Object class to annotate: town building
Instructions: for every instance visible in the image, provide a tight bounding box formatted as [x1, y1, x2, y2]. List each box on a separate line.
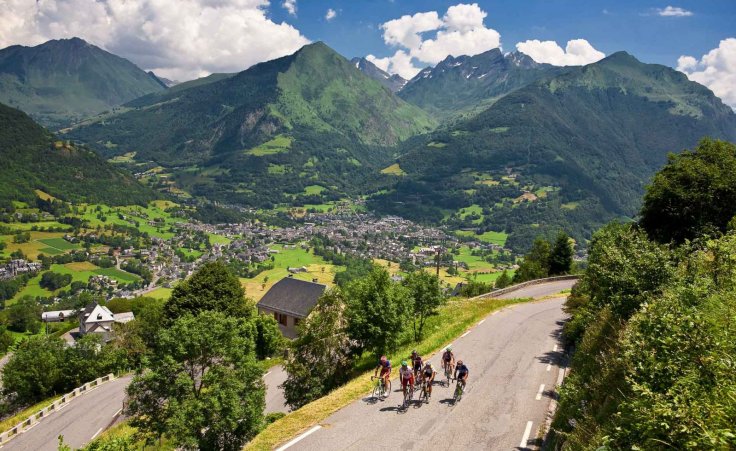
[78, 302, 135, 341]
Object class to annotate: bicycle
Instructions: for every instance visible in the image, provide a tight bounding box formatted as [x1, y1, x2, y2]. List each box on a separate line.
[453, 378, 465, 403]
[401, 380, 414, 408]
[371, 376, 391, 400]
[443, 362, 454, 387]
[418, 377, 430, 403]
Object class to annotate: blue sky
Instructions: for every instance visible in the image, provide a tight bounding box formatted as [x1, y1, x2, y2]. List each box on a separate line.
[270, 0, 735, 69]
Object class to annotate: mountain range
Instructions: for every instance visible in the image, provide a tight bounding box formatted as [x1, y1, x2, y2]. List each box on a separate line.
[0, 38, 165, 128]
[2, 38, 735, 251]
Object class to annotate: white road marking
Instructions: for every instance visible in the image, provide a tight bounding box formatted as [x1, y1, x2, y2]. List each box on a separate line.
[553, 344, 558, 352]
[460, 331, 470, 338]
[91, 427, 103, 440]
[536, 384, 545, 400]
[519, 421, 533, 448]
[113, 408, 122, 417]
[275, 425, 322, 451]
[546, 363, 552, 372]
[477, 319, 485, 326]
[264, 371, 272, 377]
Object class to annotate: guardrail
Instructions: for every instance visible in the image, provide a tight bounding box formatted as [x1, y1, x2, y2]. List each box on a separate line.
[0, 373, 117, 445]
[470, 275, 580, 300]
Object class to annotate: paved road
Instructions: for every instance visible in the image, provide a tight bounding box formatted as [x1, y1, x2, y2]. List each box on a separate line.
[265, 365, 289, 414]
[280, 281, 575, 451]
[3, 366, 289, 450]
[493, 279, 576, 300]
[4, 376, 132, 451]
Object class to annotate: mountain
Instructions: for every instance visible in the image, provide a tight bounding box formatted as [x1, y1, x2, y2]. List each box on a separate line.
[0, 103, 154, 206]
[67, 42, 435, 207]
[370, 51, 736, 251]
[351, 57, 407, 92]
[148, 71, 178, 87]
[398, 48, 565, 120]
[0, 38, 166, 128]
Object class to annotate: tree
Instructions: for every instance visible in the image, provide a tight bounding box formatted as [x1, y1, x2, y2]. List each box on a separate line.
[282, 289, 354, 409]
[403, 271, 445, 341]
[7, 297, 42, 333]
[640, 138, 736, 244]
[513, 237, 551, 283]
[549, 231, 574, 275]
[39, 271, 72, 290]
[253, 314, 283, 360]
[164, 262, 252, 321]
[345, 268, 410, 357]
[2, 337, 66, 403]
[126, 312, 265, 451]
[0, 326, 14, 354]
[494, 270, 512, 289]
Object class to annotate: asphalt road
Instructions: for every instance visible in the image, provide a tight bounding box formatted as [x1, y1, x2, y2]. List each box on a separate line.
[4, 375, 132, 451]
[265, 364, 289, 414]
[3, 365, 289, 451]
[279, 280, 575, 451]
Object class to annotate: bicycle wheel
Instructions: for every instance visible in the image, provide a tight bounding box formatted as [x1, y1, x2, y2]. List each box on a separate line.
[385, 379, 391, 397]
[373, 381, 381, 399]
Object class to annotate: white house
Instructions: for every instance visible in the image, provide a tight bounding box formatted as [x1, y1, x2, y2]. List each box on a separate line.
[79, 302, 135, 341]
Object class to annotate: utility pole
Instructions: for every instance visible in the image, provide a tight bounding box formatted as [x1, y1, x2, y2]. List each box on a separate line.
[435, 245, 441, 277]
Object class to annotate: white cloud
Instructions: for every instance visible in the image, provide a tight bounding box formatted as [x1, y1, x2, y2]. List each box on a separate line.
[656, 6, 693, 17]
[0, 0, 310, 81]
[367, 50, 420, 80]
[515, 39, 605, 66]
[282, 0, 296, 16]
[677, 38, 736, 109]
[325, 8, 336, 21]
[374, 3, 501, 78]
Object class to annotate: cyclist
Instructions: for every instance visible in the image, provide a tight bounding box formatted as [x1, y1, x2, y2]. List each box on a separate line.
[454, 359, 469, 389]
[410, 350, 423, 379]
[374, 355, 392, 389]
[442, 346, 455, 373]
[421, 362, 437, 398]
[399, 361, 415, 400]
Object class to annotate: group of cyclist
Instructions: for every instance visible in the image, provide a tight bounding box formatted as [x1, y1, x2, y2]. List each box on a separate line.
[373, 346, 469, 402]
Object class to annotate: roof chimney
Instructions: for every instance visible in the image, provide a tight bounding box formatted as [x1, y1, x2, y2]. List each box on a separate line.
[312, 278, 318, 283]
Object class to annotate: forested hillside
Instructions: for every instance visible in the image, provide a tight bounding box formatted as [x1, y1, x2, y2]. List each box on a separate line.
[0, 103, 154, 206]
[371, 52, 736, 251]
[0, 38, 165, 128]
[551, 139, 736, 449]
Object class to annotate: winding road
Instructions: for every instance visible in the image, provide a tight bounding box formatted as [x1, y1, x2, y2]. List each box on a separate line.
[276, 279, 576, 451]
[1, 279, 573, 450]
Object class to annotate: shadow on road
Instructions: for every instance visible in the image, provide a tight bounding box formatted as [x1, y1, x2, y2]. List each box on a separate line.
[516, 436, 543, 450]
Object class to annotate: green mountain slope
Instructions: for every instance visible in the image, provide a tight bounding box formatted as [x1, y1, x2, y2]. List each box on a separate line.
[0, 38, 165, 128]
[0, 103, 154, 206]
[398, 48, 565, 120]
[68, 42, 436, 207]
[370, 52, 736, 251]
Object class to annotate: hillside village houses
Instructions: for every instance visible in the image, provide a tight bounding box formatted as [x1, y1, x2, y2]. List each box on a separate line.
[0, 259, 42, 280]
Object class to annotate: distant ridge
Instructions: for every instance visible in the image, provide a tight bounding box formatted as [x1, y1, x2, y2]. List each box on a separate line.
[0, 37, 166, 128]
[350, 57, 407, 92]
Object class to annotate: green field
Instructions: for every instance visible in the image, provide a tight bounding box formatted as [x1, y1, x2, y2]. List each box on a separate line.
[380, 163, 406, 176]
[455, 230, 508, 246]
[207, 233, 232, 246]
[239, 244, 343, 301]
[245, 135, 293, 156]
[146, 287, 174, 300]
[77, 202, 182, 239]
[304, 185, 326, 195]
[38, 238, 79, 251]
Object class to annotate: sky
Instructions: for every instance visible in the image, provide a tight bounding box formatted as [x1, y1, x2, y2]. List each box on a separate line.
[1, 1, 734, 107]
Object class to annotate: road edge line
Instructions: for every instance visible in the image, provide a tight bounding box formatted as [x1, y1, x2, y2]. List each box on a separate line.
[274, 425, 322, 451]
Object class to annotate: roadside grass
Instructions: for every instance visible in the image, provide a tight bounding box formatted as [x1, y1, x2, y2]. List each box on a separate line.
[244, 295, 532, 450]
[0, 397, 60, 434]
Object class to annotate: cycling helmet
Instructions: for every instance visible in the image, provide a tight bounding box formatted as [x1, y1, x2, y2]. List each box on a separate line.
[411, 349, 417, 355]
[401, 360, 408, 367]
[457, 360, 464, 365]
[446, 346, 452, 352]
[424, 362, 432, 368]
[380, 355, 387, 363]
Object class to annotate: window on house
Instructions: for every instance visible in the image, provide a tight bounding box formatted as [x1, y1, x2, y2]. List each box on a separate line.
[294, 318, 301, 326]
[278, 313, 287, 326]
